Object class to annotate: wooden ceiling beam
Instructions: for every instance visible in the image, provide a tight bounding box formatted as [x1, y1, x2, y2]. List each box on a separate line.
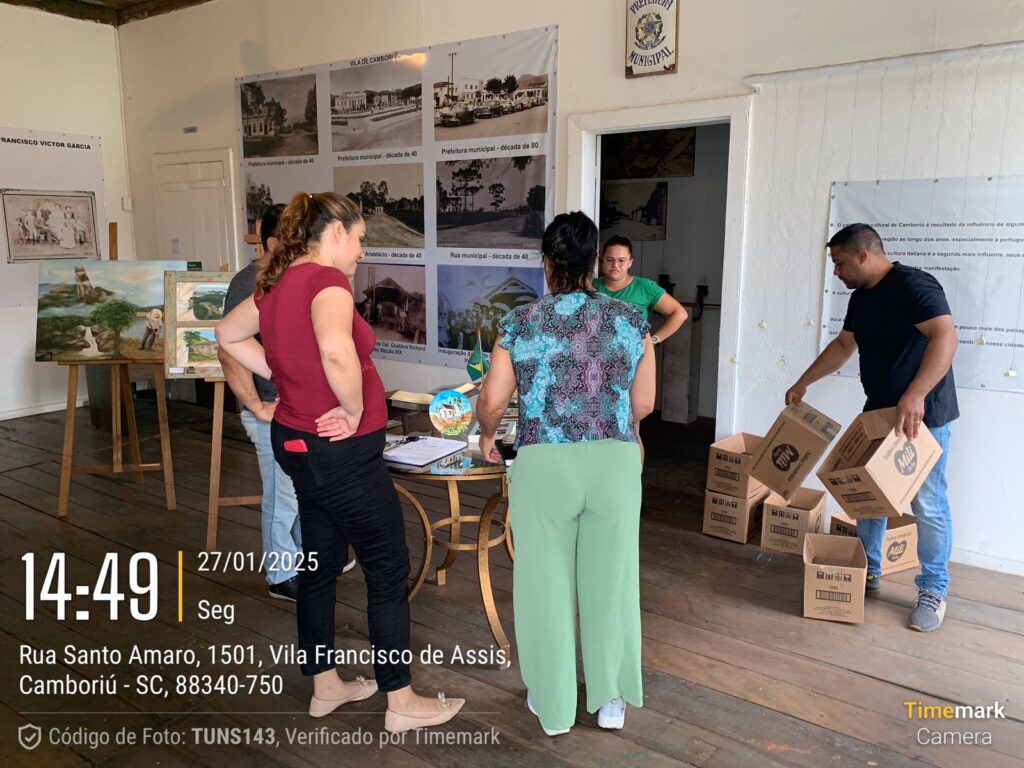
[2, 0, 119, 25]
[116, 0, 212, 25]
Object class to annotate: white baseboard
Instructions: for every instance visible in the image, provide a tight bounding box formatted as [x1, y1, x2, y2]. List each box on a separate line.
[952, 547, 1024, 576]
[0, 398, 87, 422]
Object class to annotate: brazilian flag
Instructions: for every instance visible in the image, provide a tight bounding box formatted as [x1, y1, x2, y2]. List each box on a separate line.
[466, 327, 488, 381]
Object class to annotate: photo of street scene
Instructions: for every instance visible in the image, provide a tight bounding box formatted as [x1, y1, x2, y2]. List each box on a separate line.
[330, 55, 424, 151]
[437, 265, 545, 351]
[599, 180, 668, 242]
[240, 74, 319, 158]
[436, 155, 545, 248]
[244, 163, 321, 234]
[431, 27, 554, 140]
[334, 164, 424, 248]
[353, 263, 426, 345]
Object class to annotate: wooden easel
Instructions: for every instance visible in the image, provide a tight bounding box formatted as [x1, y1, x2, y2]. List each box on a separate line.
[58, 360, 176, 517]
[205, 378, 261, 550]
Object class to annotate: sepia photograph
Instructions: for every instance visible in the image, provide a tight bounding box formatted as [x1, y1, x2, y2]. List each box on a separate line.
[330, 55, 425, 151]
[431, 27, 554, 141]
[240, 74, 319, 158]
[352, 263, 426, 345]
[437, 264, 544, 352]
[3, 190, 98, 262]
[599, 180, 668, 241]
[436, 155, 546, 248]
[334, 163, 424, 248]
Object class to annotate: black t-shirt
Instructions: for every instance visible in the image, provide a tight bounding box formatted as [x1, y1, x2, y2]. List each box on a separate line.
[224, 262, 277, 404]
[842, 262, 958, 428]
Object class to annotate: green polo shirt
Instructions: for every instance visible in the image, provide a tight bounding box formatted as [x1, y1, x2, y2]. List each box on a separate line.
[593, 276, 665, 320]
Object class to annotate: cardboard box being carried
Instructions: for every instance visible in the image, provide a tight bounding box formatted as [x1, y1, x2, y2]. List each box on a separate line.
[817, 407, 942, 519]
[761, 488, 826, 555]
[830, 512, 920, 575]
[706, 433, 768, 498]
[803, 533, 867, 624]
[747, 402, 841, 500]
[703, 488, 769, 543]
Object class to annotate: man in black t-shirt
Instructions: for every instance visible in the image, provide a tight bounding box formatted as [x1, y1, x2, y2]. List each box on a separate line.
[786, 224, 959, 632]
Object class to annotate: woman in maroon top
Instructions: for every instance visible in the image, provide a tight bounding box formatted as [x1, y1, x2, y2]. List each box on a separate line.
[217, 192, 464, 733]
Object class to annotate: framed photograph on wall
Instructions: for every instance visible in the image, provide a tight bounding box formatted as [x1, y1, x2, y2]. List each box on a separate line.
[164, 270, 234, 379]
[3, 189, 99, 263]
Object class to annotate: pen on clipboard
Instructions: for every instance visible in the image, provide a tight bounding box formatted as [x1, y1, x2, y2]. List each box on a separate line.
[384, 436, 421, 452]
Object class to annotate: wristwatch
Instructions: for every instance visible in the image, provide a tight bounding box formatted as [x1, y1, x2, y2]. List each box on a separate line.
[651, 334, 661, 345]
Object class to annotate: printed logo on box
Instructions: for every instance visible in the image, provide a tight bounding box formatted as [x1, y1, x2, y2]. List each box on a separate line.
[886, 539, 909, 562]
[771, 443, 800, 471]
[894, 442, 918, 476]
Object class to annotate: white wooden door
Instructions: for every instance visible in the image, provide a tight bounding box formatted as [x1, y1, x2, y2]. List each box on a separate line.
[153, 149, 239, 270]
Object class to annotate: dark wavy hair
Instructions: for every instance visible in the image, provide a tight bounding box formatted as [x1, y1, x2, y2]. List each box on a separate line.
[258, 203, 284, 252]
[257, 192, 362, 291]
[542, 211, 598, 295]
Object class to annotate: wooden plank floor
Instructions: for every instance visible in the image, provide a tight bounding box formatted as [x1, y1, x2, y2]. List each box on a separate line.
[0, 400, 1022, 767]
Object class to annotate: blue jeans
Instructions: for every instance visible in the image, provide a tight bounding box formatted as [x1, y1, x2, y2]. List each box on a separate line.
[856, 423, 953, 597]
[240, 408, 303, 585]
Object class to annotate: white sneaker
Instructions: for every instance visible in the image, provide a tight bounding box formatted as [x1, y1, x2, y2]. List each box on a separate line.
[525, 691, 570, 736]
[598, 697, 625, 729]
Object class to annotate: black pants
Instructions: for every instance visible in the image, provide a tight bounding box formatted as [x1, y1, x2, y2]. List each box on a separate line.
[271, 423, 412, 691]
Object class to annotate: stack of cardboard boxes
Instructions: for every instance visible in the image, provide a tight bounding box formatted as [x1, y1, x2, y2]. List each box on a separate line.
[701, 404, 941, 625]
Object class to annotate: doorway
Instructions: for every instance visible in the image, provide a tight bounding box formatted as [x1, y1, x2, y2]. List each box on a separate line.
[567, 96, 752, 523]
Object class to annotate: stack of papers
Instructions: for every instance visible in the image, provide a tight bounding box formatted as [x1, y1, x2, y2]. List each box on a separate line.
[383, 436, 467, 466]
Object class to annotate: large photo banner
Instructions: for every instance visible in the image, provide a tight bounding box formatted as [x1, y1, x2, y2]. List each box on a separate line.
[822, 177, 1024, 394]
[237, 27, 557, 369]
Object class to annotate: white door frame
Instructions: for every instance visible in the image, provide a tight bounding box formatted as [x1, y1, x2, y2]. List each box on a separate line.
[565, 95, 752, 436]
[152, 147, 241, 269]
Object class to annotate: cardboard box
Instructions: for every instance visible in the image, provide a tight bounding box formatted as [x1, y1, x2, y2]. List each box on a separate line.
[817, 408, 942, 519]
[747, 402, 842, 500]
[706, 433, 769, 498]
[761, 488, 826, 555]
[829, 512, 920, 575]
[803, 533, 867, 624]
[703, 488, 769, 543]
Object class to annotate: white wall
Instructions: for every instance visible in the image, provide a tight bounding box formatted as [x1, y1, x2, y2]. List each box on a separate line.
[0, 5, 136, 419]
[740, 52, 1024, 574]
[113, 0, 1024, 572]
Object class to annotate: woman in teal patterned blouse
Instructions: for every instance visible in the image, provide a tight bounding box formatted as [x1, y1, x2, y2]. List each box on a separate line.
[476, 211, 656, 736]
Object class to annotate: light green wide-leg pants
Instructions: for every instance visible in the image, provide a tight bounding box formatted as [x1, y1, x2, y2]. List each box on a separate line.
[509, 438, 643, 732]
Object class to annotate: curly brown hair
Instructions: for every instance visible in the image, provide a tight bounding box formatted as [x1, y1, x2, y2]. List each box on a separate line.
[256, 192, 363, 291]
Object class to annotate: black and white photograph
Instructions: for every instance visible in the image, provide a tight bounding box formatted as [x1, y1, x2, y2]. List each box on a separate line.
[352, 263, 426, 345]
[2, 190, 98, 262]
[334, 163, 424, 248]
[431, 27, 553, 140]
[601, 126, 695, 178]
[244, 164, 321, 234]
[599, 180, 668, 241]
[437, 264, 544, 351]
[240, 74, 319, 158]
[330, 55, 425, 151]
[436, 155, 545, 248]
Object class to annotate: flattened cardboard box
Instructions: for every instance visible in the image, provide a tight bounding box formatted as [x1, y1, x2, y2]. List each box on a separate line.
[803, 532, 867, 624]
[747, 402, 841, 500]
[830, 512, 920, 575]
[703, 489, 769, 543]
[706, 432, 768, 498]
[761, 488, 825, 555]
[817, 407, 942, 519]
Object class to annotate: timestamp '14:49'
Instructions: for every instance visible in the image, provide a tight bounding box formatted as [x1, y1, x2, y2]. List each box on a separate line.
[23, 552, 158, 622]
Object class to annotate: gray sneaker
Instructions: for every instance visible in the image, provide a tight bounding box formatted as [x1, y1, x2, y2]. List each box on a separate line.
[908, 589, 946, 632]
[865, 573, 881, 595]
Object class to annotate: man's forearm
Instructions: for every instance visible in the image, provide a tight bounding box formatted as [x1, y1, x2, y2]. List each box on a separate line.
[219, 351, 263, 410]
[907, 332, 957, 397]
[797, 338, 854, 386]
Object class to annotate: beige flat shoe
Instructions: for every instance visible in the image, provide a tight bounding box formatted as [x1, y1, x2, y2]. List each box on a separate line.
[384, 692, 465, 733]
[309, 676, 378, 718]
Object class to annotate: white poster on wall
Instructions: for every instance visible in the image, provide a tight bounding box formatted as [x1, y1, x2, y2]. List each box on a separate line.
[236, 26, 557, 370]
[0, 127, 107, 309]
[822, 177, 1024, 393]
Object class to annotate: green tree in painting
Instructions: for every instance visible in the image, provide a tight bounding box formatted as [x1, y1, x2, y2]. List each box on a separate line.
[89, 300, 137, 356]
[182, 330, 205, 348]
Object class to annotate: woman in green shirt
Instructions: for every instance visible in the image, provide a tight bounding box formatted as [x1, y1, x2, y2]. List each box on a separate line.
[594, 235, 688, 344]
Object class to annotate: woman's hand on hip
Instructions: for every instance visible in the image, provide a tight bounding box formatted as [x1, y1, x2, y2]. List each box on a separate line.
[315, 406, 361, 442]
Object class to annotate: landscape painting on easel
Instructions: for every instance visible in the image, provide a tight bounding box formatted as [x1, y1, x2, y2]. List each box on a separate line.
[35, 260, 188, 362]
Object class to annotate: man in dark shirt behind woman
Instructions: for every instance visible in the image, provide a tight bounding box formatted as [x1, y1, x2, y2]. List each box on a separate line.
[217, 192, 463, 732]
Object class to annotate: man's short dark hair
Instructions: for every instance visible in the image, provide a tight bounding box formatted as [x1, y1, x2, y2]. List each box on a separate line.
[601, 234, 633, 256]
[827, 223, 884, 254]
[259, 204, 285, 251]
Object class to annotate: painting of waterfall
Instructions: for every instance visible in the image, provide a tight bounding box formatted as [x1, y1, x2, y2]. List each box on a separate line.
[35, 259, 188, 362]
